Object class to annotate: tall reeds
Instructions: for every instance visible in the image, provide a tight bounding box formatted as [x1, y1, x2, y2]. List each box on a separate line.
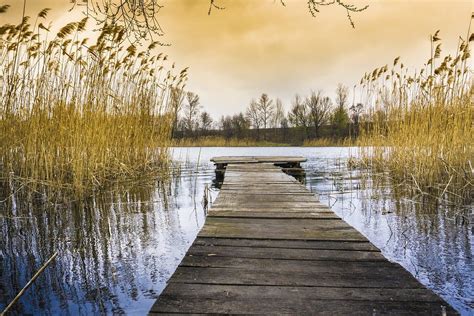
[357, 25, 473, 208]
[0, 6, 187, 196]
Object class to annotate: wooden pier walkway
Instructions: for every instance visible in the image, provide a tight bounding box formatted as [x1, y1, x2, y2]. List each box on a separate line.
[150, 158, 455, 315]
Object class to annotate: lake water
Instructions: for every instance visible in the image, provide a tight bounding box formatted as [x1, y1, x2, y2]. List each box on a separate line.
[0, 147, 472, 315]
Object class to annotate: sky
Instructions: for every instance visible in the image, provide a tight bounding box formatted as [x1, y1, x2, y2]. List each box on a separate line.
[3, 0, 473, 117]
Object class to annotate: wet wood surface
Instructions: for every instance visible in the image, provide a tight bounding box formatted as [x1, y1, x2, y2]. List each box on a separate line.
[150, 162, 456, 315]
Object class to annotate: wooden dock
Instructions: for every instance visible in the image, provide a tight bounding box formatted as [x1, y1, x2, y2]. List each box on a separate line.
[211, 155, 307, 186]
[150, 158, 455, 315]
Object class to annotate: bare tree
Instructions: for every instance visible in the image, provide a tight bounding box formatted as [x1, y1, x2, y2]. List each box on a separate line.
[288, 94, 309, 135]
[336, 83, 349, 109]
[257, 93, 274, 130]
[182, 92, 200, 136]
[72, 0, 369, 41]
[246, 99, 261, 139]
[272, 98, 286, 128]
[70, 0, 166, 41]
[306, 91, 332, 137]
[169, 87, 185, 137]
[200, 111, 213, 133]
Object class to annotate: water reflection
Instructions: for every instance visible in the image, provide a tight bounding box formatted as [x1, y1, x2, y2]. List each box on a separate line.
[0, 165, 215, 315]
[0, 147, 472, 315]
[304, 155, 473, 315]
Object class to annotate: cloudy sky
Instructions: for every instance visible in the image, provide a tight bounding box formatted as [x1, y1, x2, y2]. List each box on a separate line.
[4, 0, 473, 117]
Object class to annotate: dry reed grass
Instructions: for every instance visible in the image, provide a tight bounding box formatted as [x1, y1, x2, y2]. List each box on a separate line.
[303, 137, 354, 147]
[357, 25, 473, 208]
[172, 136, 289, 147]
[0, 6, 187, 196]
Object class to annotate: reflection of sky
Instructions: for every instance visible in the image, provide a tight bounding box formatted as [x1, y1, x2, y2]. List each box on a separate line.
[1, 147, 472, 315]
[0, 157, 214, 315]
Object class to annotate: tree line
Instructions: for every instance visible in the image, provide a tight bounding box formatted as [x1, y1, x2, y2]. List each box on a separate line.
[172, 84, 364, 144]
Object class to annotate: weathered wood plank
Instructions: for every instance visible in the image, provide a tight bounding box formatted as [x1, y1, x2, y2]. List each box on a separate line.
[211, 202, 324, 209]
[208, 207, 333, 213]
[211, 156, 307, 164]
[214, 194, 319, 203]
[150, 284, 454, 315]
[208, 211, 340, 219]
[169, 266, 423, 289]
[199, 217, 368, 241]
[193, 237, 380, 251]
[185, 244, 385, 261]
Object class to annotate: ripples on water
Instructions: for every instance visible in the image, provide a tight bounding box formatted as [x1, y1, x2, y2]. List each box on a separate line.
[0, 147, 472, 315]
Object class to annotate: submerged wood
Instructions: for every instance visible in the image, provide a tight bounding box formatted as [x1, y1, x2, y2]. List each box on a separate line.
[150, 159, 456, 315]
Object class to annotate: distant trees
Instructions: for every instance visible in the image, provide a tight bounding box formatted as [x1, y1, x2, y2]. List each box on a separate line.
[230, 113, 249, 138]
[218, 112, 250, 139]
[288, 94, 309, 136]
[288, 92, 332, 138]
[219, 115, 233, 138]
[173, 85, 358, 142]
[306, 91, 332, 137]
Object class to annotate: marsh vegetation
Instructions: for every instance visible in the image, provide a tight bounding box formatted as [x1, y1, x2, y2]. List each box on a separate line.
[0, 6, 187, 198]
[357, 29, 473, 210]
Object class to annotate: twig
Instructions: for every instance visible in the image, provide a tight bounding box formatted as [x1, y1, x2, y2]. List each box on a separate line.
[1, 252, 58, 315]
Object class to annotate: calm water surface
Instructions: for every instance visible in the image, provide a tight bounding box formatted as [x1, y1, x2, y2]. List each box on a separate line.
[0, 147, 472, 315]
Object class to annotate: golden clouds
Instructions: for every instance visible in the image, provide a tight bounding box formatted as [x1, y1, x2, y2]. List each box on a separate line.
[2, 0, 472, 115]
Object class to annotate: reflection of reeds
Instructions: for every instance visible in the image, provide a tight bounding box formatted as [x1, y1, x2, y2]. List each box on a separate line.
[357, 25, 473, 208]
[0, 6, 187, 197]
[0, 180, 167, 314]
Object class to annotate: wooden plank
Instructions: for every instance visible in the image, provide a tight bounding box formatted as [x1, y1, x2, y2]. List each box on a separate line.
[198, 226, 367, 241]
[208, 207, 332, 212]
[150, 284, 454, 315]
[207, 211, 340, 219]
[193, 237, 380, 251]
[169, 265, 423, 288]
[218, 190, 314, 195]
[211, 156, 307, 164]
[184, 245, 385, 261]
[214, 195, 319, 203]
[211, 202, 324, 209]
[199, 217, 366, 241]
